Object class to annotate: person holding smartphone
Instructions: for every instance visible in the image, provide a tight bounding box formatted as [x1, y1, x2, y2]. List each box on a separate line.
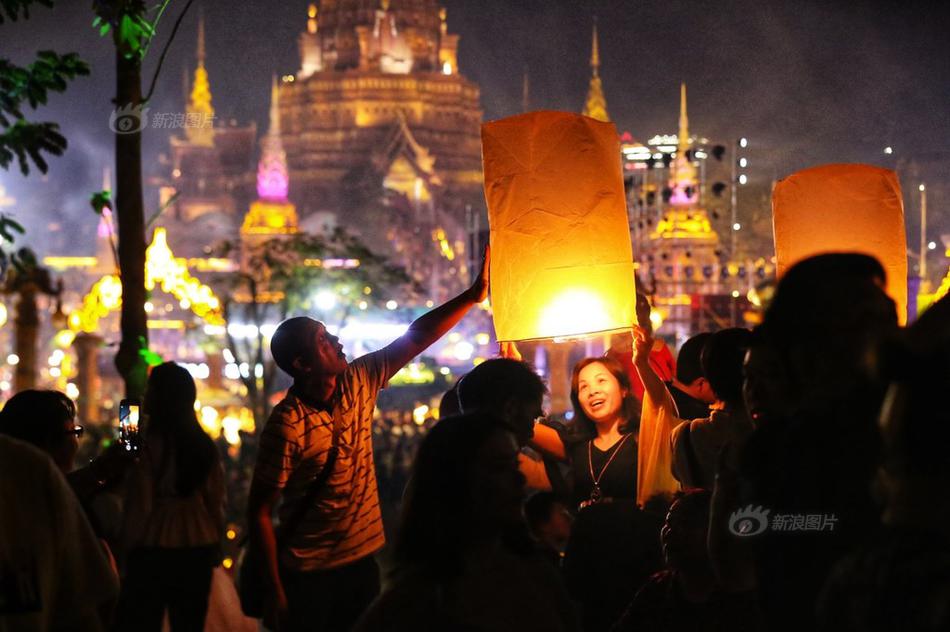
[116, 363, 226, 632]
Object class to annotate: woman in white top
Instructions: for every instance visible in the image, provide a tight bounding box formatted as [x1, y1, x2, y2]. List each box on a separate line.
[116, 362, 226, 632]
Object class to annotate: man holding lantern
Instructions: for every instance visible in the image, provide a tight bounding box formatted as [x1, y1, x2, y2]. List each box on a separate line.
[245, 250, 489, 632]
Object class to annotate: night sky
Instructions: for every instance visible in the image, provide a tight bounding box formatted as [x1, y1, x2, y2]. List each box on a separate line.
[2, 0, 948, 260]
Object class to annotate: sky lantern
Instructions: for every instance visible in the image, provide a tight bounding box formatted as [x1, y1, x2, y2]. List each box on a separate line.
[772, 164, 908, 324]
[482, 111, 637, 342]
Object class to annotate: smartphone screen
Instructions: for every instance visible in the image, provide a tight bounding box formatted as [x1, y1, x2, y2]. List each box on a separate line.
[119, 399, 140, 451]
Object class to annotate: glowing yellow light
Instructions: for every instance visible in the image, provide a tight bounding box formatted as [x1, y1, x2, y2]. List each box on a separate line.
[222, 557, 233, 569]
[0, 303, 6, 327]
[539, 290, 612, 342]
[747, 288, 761, 307]
[472, 357, 486, 367]
[390, 363, 436, 386]
[412, 404, 429, 425]
[56, 330, 76, 351]
[70, 229, 224, 333]
[226, 529, 237, 540]
[649, 310, 664, 330]
[199, 406, 220, 437]
[475, 333, 490, 346]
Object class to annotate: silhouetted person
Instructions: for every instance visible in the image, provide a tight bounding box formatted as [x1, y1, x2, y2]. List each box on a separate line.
[713, 253, 900, 632]
[525, 491, 574, 568]
[355, 414, 578, 631]
[0, 436, 119, 631]
[818, 293, 950, 631]
[115, 362, 226, 632]
[613, 489, 759, 632]
[670, 328, 754, 489]
[668, 332, 714, 421]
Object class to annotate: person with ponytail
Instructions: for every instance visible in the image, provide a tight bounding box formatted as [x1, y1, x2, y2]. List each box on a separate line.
[116, 362, 226, 632]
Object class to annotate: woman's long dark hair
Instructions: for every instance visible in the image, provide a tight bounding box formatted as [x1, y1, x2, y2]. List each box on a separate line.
[394, 413, 514, 581]
[144, 362, 218, 497]
[569, 356, 639, 439]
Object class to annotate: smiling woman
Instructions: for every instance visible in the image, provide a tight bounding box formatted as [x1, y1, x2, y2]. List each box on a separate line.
[528, 355, 665, 632]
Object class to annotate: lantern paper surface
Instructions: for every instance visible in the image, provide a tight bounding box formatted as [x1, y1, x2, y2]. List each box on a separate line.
[772, 163, 907, 323]
[482, 111, 637, 342]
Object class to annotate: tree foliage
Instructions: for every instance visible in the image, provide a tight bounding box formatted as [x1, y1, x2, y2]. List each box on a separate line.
[0, 49, 89, 175]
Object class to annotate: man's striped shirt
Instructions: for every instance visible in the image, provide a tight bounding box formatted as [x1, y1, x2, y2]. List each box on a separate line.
[252, 350, 391, 571]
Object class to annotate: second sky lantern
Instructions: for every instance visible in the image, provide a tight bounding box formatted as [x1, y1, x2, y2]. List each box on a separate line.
[481, 111, 637, 342]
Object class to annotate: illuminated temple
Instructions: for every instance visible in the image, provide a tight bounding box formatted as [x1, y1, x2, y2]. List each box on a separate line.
[281, 0, 483, 301]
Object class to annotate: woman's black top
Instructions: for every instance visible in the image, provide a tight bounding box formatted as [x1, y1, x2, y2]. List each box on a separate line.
[567, 432, 638, 510]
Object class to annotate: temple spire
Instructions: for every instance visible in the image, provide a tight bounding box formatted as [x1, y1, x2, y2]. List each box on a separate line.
[186, 12, 215, 146]
[669, 82, 698, 206]
[256, 75, 289, 202]
[582, 20, 609, 122]
[678, 82, 689, 150]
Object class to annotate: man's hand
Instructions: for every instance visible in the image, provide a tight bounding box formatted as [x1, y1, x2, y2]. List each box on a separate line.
[499, 340, 522, 361]
[468, 245, 490, 303]
[632, 324, 654, 366]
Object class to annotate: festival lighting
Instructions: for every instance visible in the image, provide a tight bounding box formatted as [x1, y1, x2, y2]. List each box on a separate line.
[69, 228, 224, 333]
[314, 290, 337, 311]
[482, 111, 637, 342]
[773, 164, 908, 323]
[0, 303, 6, 327]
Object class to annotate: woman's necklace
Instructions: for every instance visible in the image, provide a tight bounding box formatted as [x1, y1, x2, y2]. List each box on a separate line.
[580, 433, 631, 510]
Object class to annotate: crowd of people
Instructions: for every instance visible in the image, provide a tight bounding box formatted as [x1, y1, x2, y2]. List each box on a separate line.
[1, 249, 949, 632]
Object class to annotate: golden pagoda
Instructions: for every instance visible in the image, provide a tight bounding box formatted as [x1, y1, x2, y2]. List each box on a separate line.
[582, 22, 609, 122]
[646, 84, 723, 339]
[282, 0, 482, 302]
[242, 76, 299, 238]
[185, 13, 215, 147]
[283, 0, 483, 220]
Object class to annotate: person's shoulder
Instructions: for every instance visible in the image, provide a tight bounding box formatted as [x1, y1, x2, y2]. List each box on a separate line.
[0, 435, 55, 475]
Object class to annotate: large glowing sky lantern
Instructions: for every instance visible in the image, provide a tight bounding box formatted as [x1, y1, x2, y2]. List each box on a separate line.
[482, 111, 637, 342]
[772, 164, 908, 324]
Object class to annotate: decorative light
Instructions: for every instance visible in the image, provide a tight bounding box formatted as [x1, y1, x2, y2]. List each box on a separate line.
[739, 158, 748, 168]
[386, 300, 398, 310]
[475, 333, 490, 346]
[65, 382, 80, 399]
[69, 228, 224, 333]
[738, 174, 748, 185]
[314, 290, 337, 311]
[439, 367, 451, 376]
[928, 241, 937, 251]
[0, 303, 6, 327]
[413, 404, 430, 425]
[358, 301, 368, 310]
[483, 111, 637, 342]
[739, 137, 748, 148]
[6, 354, 19, 365]
[731, 290, 740, 298]
[733, 222, 741, 231]
[884, 146, 893, 155]
[919, 184, 926, 192]
[453, 341, 475, 361]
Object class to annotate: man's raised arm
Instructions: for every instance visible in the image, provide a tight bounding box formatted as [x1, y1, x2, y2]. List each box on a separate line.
[382, 247, 490, 374]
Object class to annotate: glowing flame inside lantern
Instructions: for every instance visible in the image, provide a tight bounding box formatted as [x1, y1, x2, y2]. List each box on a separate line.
[538, 290, 613, 341]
